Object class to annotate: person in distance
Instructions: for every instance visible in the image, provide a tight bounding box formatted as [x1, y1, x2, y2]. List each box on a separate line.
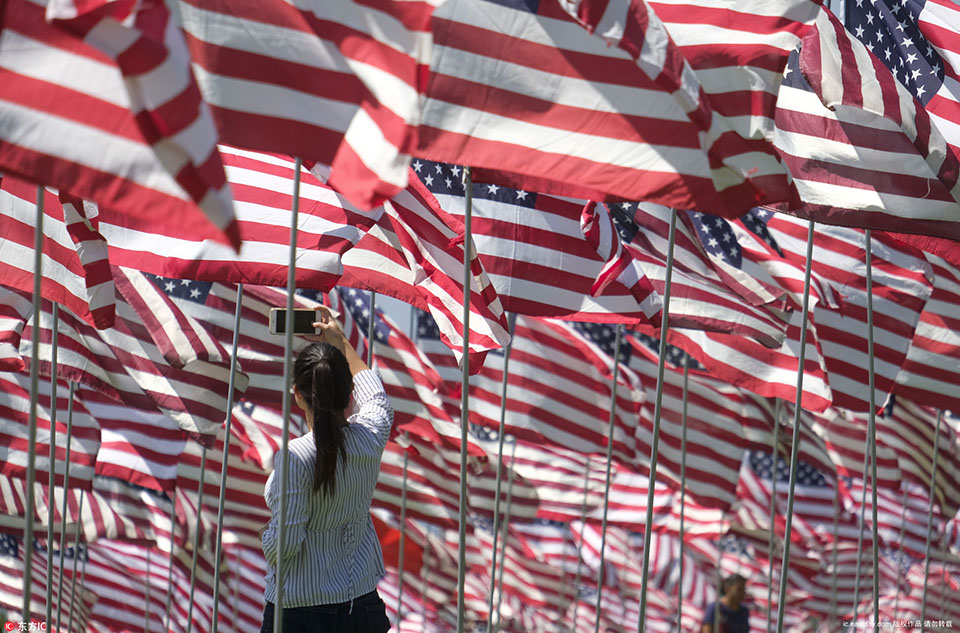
[260, 305, 394, 633]
[701, 574, 750, 633]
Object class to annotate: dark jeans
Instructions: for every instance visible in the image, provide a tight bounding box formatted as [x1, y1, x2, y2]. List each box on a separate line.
[260, 590, 390, 633]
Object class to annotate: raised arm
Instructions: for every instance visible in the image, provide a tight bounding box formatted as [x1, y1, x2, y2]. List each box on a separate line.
[310, 305, 368, 376]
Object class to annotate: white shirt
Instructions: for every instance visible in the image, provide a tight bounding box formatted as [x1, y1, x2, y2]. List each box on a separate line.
[262, 370, 393, 607]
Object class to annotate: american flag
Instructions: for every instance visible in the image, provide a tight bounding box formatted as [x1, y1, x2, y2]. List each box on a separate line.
[97, 147, 381, 290]
[0, 286, 32, 372]
[411, 158, 658, 324]
[0, 0, 238, 248]
[0, 177, 115, 329]
[776, 7, 960, 239]
[178, 0, 438, 210]
[419, 0, 798, 215]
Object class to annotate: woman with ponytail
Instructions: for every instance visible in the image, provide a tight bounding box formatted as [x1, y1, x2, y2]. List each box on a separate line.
[260, 305, 394, 633]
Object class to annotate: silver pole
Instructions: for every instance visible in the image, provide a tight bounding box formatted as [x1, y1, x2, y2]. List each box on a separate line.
[570, 456, 591, 630]
[637, 208, 679, 632]
[676, 360, 690, 633]
[210, 283, 244, 633]
[54, 381, 76, 633]
[864, 230, 880, 630]
[67, 490, 85, 632]
[486, 313, 517, 630]
[766, 399, 782, 633]
[492, 439, 517, 633]
[163, 494, 177, 631]
[274, 157, 302, 633]
[919, 410, 943, 633]
[773, 219, 817, 633]
[368, 291, 377, 366]
[395, 433, 409, 627]
[23, 184, 46, 617]
[852, 441, 871, 622]
[145, 548, 152, 633]
[593, 324, 624, 633]
[184, 446, 208, 633]
[45, 303, 59, 625]
[456, 166, 474, 633]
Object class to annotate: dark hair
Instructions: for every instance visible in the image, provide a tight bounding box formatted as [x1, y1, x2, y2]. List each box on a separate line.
[293, 343, 353, 495]
[721, 574, 747, 594]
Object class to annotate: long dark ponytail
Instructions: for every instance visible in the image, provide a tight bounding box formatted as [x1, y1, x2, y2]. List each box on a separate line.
[293, 342, 353, 495]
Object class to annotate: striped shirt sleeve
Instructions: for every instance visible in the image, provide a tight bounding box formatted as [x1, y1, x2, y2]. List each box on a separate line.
[261, 447, 311, 567]
[351, 369, 393, 450]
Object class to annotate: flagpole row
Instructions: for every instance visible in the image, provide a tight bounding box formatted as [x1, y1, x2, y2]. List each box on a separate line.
[163, 493, 177, 631]
[676, 359, 691, 633]
[395, 432, 409, 626]
[570, 456, 591, 630]
[637, 207, 679, 633]
[919, 409, 943, 633]
[185, 445, 208, 633]
[766, 398, 782, 633]
[275, 157, 303, 633]
[22, 184, 46, 617]
[367, 291, 377, 366]
[54, 380, 76, 633]
[593, 323, 623, 633]
[864, 230, 881, 629]
[493, 438, 517, 633]
[852, 442, 870, 622]
[67, 490, 85, 632]
[210, 282, 245, 633]
[486, 313, 517, 631]
[456, 166, 474, 633]
[774, 218, 817, 633]
[45, 303, 59, 626]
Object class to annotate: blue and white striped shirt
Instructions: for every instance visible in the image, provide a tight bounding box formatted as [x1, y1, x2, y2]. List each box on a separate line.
[262, 370, 393, 607]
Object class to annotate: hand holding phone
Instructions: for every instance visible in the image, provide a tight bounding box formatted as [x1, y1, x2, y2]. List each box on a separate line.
[268, 308, 321, 335]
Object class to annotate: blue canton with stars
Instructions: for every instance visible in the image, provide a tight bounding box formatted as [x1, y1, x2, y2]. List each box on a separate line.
[847, 0, 945, 105]
[607, 203, 641, 244]
[571, 322, 632, 366]
[749, 451, 829, 487]
[340, 288, 389, 344]
[416, 309, 443, 342]
[0, 533, 19, 557]
[631, 331, 702, 370]
[687, 208, 784, 268]
[412, 159, 539, 209]
[143, 273, 213, 304]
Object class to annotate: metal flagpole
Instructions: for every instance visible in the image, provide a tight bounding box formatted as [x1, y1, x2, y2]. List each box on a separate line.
[185, 446, 208, 633]
[773, 219, 817, 633]
[864, 230, 880, 628]
[492, 438, 517, 633]
[45, 303, 59, 626]
[163, 493, 177, 630]
[637, 208, 679, 632]
[456, 166, 474, 633]
[210, 283, 245, 633]
[368, 291, 377, 366]
[593, 324, 624, 633]
[570, 456, 591, 630]
[66, 490, 85, 631]
[851, 441, 871, 622]
[71, 540, 89, 632]
[676, 359, 691, 633]
[145, 548, 152, 633]
[486, 313, 517, 631]
[395, 433, 409, 626]
[766, 399, 782, 633]
[23, 184, 46, 617]
[54, 381, 76, 633]
[919, 409, 943, 633]
[274, 157, 303, 633]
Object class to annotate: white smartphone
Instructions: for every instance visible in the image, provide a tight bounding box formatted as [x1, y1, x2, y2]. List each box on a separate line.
[268, 308, 321, 335]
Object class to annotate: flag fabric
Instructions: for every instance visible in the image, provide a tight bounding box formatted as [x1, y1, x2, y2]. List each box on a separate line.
[580, 201, 662, 321]
[99, 146, 382, 288]
[177, 0, 440, 210]
[0, 177, 115, 329]
[0, 287, 31, 372]
[776, 7, 960, 239]
[418, 0, 797, 214]
[414, 160, 662, 324]
[0, 0, 238, 247]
